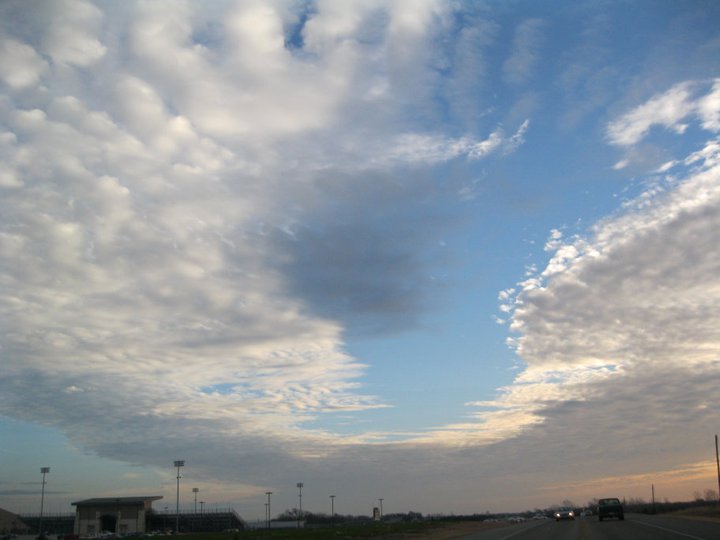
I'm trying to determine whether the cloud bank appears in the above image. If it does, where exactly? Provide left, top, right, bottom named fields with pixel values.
left=0, top=0, right=526, bottom=477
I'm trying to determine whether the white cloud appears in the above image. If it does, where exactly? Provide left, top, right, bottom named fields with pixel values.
left=698, top=79, right=720, bottom=132
left=381, top=121, right=529, bottom=166
left=42, top=0, right=107, bottom=67
left=613, top=158, right=629, bottom=170
left=0, top=1, right=518, bottom=477
left=475, top=137, right=720, bottom=446
left=0, top=38, right=49, bottom=89
left=607, top=79, right=720, bottom=146
left=1, top=1, right=717, bottom=516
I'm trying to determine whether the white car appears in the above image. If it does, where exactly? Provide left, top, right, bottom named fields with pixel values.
left=554, top=508, right=574, bottom=521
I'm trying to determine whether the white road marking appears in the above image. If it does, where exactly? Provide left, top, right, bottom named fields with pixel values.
left=631, top=518, right=709, bottom=540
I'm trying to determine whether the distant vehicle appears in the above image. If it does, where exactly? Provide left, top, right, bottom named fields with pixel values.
left=554, top=508, right=574, bottom=521
left=597, top=497, right=624, bottom=521
left=581, top=509, right=593, bottom=517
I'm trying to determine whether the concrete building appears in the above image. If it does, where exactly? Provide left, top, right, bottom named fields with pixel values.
left=72, top=497, right=162, bottom=536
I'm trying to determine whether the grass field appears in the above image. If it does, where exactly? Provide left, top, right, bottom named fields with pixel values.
left=672, top=505, right=720, bottom=522
left=161, top=521, right=456, bottom=540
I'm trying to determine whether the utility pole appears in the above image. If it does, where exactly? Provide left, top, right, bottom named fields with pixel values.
left=715, top=435, right=720, bottom=505
left=651, top=484, right=655, bottom=514
left=330, top=495, right=335, bottom=528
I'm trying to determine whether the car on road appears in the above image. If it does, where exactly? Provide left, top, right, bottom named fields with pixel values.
left=597, top=497, right=624, bottom=521
left=554, top=508, right=574, bottom=521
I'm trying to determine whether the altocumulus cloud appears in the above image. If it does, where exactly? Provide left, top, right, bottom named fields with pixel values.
left=1, top=0, right=718, bottom=515
left=380, top=81, right=720, bottom=510
left=435, top=81, right=720, bottom=499
left=0, top=0, right=528, bottom=495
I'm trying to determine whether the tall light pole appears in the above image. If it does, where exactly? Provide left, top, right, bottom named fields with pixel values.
left=330, top=495, right=335, bottom=528
left=174, top=461, right=185, bottom=534
left=296, top=482, right=303, bottom=528
left=265, top=492, right=272, bottom=529
left=199, top=501, right=204, bottom=515
left=38, top=467, right=50, bottom=538
left=378, top=498, right=384, bottom=519
left=715, top=434, right=720, bottom=505
left=192, top=488, right=199, bottom=514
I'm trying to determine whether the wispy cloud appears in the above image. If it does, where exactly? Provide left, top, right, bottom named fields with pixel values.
left=606, top=79, right=720, bottom=146
left=503, top=18, right=545, bottom=86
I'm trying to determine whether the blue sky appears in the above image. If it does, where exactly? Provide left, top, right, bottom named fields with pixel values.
left=1, top=0, right=719, bottom=520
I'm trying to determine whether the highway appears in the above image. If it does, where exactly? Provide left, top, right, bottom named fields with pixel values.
left=457, top=514, right=720, bottom=540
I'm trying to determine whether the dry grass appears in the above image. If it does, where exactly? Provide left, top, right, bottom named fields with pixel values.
left=379, top=521, right=512, bottom=540
left=671, top=505, right=720, bottom=523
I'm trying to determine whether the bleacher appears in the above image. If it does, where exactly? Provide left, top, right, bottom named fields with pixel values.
left=18, top=514, right=75, bottom=535
left=146, top=508, right=245, bottom=532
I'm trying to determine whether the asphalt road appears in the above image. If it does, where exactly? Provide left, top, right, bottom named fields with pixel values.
left=457, top=514, right=720, bottom=540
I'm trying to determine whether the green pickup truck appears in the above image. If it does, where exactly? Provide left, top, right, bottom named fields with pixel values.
left=597, top=497, right=624, bottom=521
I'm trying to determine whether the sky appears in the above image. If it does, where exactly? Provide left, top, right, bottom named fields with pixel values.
left=0, top=0, right=719, bottom=521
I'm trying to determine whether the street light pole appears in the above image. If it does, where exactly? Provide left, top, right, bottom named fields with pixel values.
left=38, top=467, right=50, bottom=538
left=330, top=495, right=335, bottom=528
left=174, top=461, right=185, bottom=535
left=192, top=488, right=199, bottom=514
left=265, top=492, right=272, bottom=530
left=378, top=498, right=384, bottom=520
left=296, top=483, right=303, bottom=528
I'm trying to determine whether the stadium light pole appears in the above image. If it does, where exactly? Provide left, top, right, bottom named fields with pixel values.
left=378, top=498, right=384, bottom=519
left=265, top=492, right=272, bottom=530
left=38, top=467, right=50, bottom=538
left=174, top=461, right=185, bottom=534
left=192, top=488, right=199, bottom=514
left=296, top=482, right=303, bottom=528
left=330, top=495, right=335, bottom=528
